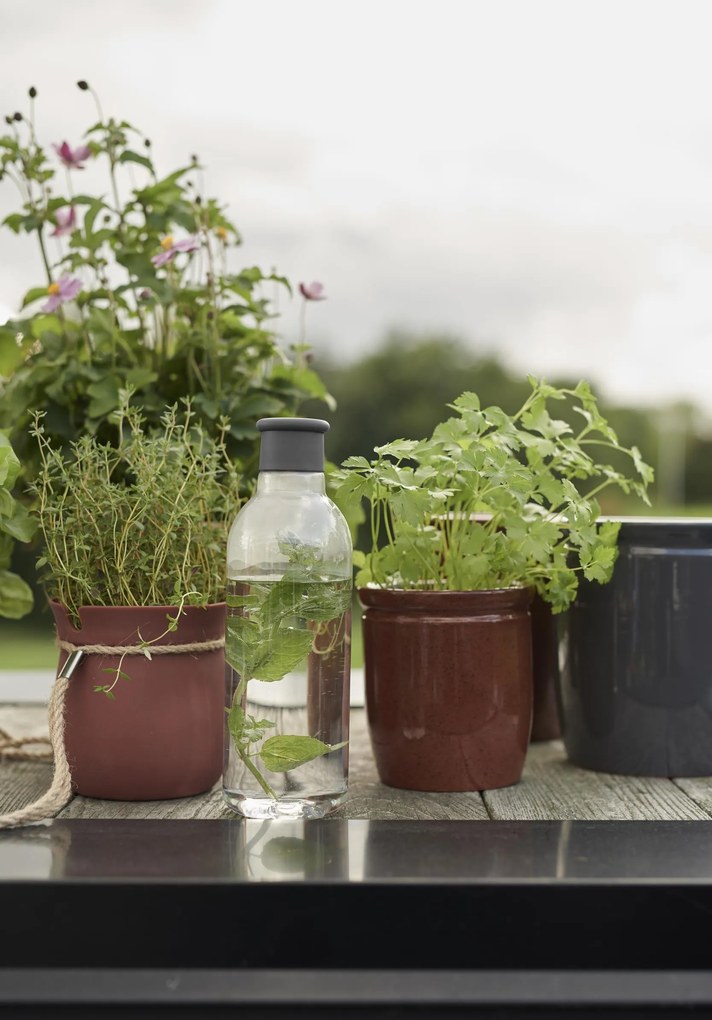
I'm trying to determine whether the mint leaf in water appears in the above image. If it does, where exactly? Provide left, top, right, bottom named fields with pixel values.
left=253, top=628, right=315, bottom=681
left=259, top=735, right=347, bottom=772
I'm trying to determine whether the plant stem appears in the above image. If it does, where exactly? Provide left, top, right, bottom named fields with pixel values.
left=36, top=226, right=52, bottom=284
left=238, top=746, right=277, bottom=799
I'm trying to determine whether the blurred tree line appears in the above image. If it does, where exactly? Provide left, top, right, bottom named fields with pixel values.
left=7, top=330, right=712, bottom=632
left=304, top=331, right=712, bottom=513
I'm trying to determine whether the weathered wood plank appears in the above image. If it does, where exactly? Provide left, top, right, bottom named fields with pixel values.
left=484, top=740, right=712, bottom=820
left=0, top=760, right=52, bottom=815
left=672, top=777, right=712, bottom=816
left=2, top=703, right=711, bottom=822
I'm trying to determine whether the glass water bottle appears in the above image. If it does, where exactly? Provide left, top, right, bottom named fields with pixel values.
left=223, top=417, right=353, bottom=819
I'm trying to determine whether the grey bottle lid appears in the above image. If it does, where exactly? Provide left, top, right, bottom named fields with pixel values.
left=257, top=417, right=330, bottom=472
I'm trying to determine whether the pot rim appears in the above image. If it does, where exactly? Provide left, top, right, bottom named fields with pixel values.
left=358, top=584, right=534, bottom=613
left=49, top=599, right=227, bottom=644
left=48, top=599, right=227, bottom=612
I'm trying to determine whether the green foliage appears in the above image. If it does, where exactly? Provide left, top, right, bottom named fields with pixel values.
left=259, top=735, right=347, bottom=772
left=0, top=434, right=35, bottom=618
left=30, top=396, right=241, bottom=620
left=0, top=85, right=330, bottom=479
left=332, top=378, right=654, bottom=612
left=225, top=550, right=351, bottom=798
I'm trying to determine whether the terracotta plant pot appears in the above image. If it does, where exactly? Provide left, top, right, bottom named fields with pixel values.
left=51, top=602, right=226, bottom=800
left=359, top=587, right=533, bottom=791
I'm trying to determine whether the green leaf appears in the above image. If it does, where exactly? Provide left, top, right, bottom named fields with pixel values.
left=87, top=375, right=120, bottom=418
left=260, top=580, right=351, bottom=626
left=0, top=569, right=33, bottom=619
left=341, top=455, right=372, bottom=470
left=0, top=503, right=36, bottom=542
left=374, top=439, right=420, bottom=460
left=125, top=367, right=158, bottom=390
left=119, top=149, right=153, bottom=172
left=0, top=331, right=24, bottom=375
left=21, top=286, right=49, bottom=309
left=2, top=213, right=25, bottom=234
left=0, top=489, right=14, bottom=517
left=0, top=444, right=20, bottom=488
left=83, top=197, right=108, bottom=239
left=253, top=628, right=315, bottom=681
left=259, top=735, right=347, bottom=772
left=226, top=615, right=313, bottom=682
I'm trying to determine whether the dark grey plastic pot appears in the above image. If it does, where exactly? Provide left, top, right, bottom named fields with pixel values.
left=559, top=517, right=712, bottom=777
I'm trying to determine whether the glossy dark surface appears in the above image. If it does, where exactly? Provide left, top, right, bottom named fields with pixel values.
left=4, top=818, right=712, bottom=882
left=3, top=819, right=712, bottom=984
left=560, top=517, right=712, bottom=775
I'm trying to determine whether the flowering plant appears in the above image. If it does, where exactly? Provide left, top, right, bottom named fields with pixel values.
left=0, top=82, right=331, bottom=476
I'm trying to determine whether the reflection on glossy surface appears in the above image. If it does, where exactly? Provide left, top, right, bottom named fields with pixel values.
left=4, top=819, right=712, bottom=883
left=230, top=818, right=355, bottom=880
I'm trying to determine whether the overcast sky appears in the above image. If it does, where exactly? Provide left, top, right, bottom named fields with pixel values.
left=1, top=0, right=712, bottom=411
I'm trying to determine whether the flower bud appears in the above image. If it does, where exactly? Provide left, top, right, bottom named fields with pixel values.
left=13, top=112, right=22, bottom=122
left=28, top=87, right=37, bottom=99
left=144, top=138, right=151, bottom=148
left=4, top=115, right=11, bottom=125
left=77, top=80, right=89, bottom=91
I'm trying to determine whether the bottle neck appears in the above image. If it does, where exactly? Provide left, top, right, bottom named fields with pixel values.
left=256, top=471, right=326, bottom=495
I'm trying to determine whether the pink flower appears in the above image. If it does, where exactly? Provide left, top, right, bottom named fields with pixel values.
left=299, top=281, right=326, bottom=301
left=151, top=234, right=201, bottom=268
left=50, top=206, right=76, bottom=237
left=53, top=141, right=92, bottom=169
left=42, top=275, right=82, bottom=312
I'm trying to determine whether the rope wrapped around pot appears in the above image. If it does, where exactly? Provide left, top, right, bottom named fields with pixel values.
left=0, top=634, right=225, bottom=829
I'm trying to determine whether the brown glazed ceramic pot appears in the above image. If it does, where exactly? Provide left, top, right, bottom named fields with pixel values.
left=51, top=601, right=226, bottom=800
left=530, top=594, right=562, bottom=742
left=359, top=587, right=533, bottom=792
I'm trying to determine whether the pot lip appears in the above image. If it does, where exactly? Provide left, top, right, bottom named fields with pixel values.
left=48, top=599, right=227, bottom=612
left=601, top=516, right=712, bottom=546
left=357, top=584, right=534, bottom=611
left=49, top=599, right=227, bottom=643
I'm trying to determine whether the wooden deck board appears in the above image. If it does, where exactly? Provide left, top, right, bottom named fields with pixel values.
left=484, top=740, right=711, bottom=820
left=2, top=704, right=711, bottom=822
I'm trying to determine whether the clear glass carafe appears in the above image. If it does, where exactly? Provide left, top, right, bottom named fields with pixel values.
left=223, top=419, right=352, bottom=819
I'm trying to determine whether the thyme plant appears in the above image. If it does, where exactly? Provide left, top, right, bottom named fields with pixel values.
left=30, top=397, right=241, bottom=621
left=333, top=378, right=654, bottom=612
